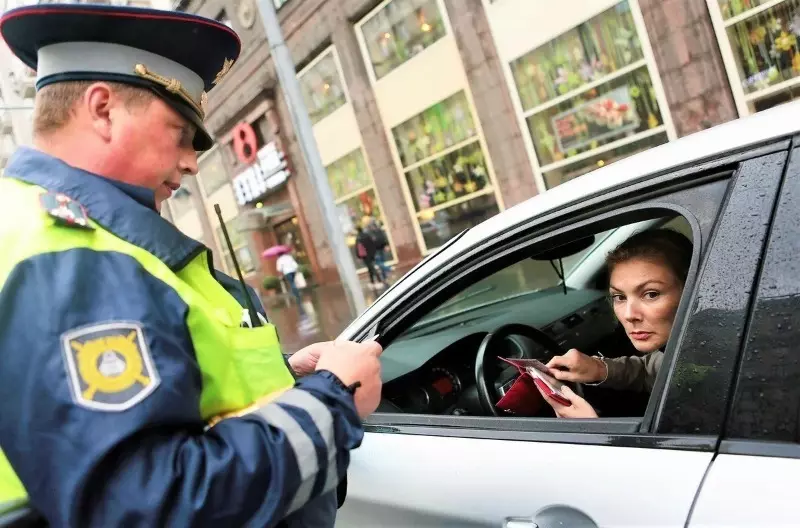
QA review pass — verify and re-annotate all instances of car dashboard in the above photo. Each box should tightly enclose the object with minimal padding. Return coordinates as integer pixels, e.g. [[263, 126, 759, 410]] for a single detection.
[[378, 287, 618, 416]]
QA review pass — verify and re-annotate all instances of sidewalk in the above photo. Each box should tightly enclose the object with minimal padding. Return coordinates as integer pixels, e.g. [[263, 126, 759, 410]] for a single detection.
[[258, 280, 390, 356]]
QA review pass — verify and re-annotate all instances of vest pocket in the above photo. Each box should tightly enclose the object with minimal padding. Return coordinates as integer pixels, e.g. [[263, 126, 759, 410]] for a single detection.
[[204, 324, 296, 426]]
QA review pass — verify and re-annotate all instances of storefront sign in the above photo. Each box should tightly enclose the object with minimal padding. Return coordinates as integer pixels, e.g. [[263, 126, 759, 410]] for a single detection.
[[232, 121, 259, 165], [551, 86, 640, 153], [232, 142, 290, 206]]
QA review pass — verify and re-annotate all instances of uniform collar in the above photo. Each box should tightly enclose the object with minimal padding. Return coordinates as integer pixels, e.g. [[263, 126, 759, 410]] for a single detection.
[[5, 146, 205, 270]]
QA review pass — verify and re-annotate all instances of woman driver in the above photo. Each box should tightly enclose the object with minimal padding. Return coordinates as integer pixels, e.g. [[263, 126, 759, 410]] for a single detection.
[[537, 229, 693, 418]]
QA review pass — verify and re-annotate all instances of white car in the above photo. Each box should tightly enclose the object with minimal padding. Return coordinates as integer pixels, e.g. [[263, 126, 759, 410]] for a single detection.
[[334, 101, 800, 527]]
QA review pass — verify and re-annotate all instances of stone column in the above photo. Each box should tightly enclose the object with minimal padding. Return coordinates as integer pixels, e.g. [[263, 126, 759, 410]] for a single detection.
[[330, 8, 423, 267], [443, 0, 538, 207], [639, 0, 738, 136]]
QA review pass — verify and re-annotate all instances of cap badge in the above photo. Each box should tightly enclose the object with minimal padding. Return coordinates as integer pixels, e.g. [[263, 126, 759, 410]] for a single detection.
[[213, 58, 234, 85], [134, 63, 204, 118]]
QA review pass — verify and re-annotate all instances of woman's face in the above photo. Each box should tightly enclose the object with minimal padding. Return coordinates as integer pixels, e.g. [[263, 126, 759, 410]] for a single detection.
[[609, 257, 684, 353]]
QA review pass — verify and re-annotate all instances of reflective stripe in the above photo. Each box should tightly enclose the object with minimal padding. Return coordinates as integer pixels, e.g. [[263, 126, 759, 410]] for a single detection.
[[0, 498, 27, 515], [272, 389, 337, 514], [256, 402, 318, 510]]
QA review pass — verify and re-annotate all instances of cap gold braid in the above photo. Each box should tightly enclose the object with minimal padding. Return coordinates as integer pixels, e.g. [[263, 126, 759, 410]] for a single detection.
[[134, 63, 206, 119]]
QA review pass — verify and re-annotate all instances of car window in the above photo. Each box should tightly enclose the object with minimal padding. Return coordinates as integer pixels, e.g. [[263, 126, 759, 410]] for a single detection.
[[378, 214, 698, 421]]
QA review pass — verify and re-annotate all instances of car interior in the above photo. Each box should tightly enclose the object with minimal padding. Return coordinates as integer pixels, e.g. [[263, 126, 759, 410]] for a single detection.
[[375, 214, 694, 419]]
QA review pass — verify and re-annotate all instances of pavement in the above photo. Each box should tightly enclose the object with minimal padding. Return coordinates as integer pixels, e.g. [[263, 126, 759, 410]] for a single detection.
[[259, 280, 391, 356]]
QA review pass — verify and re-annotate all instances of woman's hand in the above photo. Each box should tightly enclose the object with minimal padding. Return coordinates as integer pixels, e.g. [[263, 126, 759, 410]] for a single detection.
[[537, 384, 598, 419], [546, 348, 607, 384]]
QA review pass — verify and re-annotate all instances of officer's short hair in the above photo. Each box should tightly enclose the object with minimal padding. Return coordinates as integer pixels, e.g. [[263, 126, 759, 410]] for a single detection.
[[33, 81, 155, 136]]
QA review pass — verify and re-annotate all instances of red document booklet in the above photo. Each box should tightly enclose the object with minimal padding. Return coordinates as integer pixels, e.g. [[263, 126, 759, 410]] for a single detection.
[[496, 357, 572, 415]]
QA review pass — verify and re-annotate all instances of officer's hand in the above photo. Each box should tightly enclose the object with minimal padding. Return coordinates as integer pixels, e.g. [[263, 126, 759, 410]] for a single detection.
[[315, 340, 383, 419], [288, 341, 329, 376]]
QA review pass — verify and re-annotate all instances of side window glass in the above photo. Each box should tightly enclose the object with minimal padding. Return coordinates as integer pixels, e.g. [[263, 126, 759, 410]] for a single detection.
[[727, 148, 800, 443], [378, 214, 697, 421], [656, 152, 787, 437]]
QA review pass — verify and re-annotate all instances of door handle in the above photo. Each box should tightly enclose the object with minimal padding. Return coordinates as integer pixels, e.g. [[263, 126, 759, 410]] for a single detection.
[[503, 518, 537, 528], [504, 505, 597, 528]]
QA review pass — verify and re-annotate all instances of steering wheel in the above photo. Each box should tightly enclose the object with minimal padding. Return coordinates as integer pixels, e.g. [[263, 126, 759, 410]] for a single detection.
[[475, 323, 585, 416]]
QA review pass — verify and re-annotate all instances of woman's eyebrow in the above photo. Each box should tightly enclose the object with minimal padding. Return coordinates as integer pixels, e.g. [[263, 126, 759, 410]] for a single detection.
[[610, 279, 667, 292]]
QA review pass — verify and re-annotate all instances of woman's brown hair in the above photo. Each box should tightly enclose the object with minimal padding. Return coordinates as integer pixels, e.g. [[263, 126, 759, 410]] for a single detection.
[[606, 228, 693, 285]]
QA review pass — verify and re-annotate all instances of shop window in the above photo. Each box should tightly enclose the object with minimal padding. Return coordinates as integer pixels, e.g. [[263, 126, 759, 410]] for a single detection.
[[197, 146, 230, 197], [298, 49, 347, 124], [717, 0, 773, 20], [392, 91, 499, 252], [718, 0, 800, 111], [510, 1, 666, 189], [359, 0, 447, 80], [326, 148, 396, 265], [542, 131, 667, 189], [216, 222, 256, 275]]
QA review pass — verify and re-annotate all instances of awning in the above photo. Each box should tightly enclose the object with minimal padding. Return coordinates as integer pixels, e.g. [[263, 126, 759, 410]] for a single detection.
[[235, 202, 294, 232]]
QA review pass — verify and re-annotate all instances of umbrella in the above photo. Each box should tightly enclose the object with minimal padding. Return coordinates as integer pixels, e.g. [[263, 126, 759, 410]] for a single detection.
[[262, 245, 290, 259]]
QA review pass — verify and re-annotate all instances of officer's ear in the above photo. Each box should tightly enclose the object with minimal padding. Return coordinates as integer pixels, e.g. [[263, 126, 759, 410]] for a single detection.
[[83, 82, 116, 142]]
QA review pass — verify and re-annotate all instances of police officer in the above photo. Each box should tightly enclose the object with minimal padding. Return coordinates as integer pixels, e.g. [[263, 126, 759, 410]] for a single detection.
[[0, 4, 382, 527]]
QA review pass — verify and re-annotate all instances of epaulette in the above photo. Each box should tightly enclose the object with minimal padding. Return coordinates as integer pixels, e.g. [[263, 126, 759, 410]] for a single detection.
[[39, 191, 95, 230]]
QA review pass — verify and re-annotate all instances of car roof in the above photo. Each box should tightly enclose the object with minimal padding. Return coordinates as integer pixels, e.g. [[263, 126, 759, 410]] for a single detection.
[[340, 101, 800, 338]]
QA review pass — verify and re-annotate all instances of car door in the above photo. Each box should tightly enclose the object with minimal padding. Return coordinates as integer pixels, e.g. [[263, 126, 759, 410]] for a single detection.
[[687, 141, 800, 528], [336, 146, 788, 527]]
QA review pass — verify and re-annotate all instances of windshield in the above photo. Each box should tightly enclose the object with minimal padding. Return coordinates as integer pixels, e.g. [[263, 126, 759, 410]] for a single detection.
[[413, 227, 615, 326]]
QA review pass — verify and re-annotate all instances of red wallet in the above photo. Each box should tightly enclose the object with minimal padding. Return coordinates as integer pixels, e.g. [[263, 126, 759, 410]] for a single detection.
[[495, 357, 572, 415]]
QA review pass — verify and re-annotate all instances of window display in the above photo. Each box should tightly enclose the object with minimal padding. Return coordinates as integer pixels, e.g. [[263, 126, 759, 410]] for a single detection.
[[721, 0, 800, 108], [404, 141, 490, 212], [299, 50, 347, 124], [510, 0, 667, 189], [542, 131, 667, 189], [325, 148, 396, 265], [326, 147, 373, 199], [392, 91, 500, 252], [360, 0, 447, 80], [527, 66, 663, 167], [393, 91, 477, 167], [717, 0, 772, 19], [510, 1, 644, 112], [418, 193, 499, 250]]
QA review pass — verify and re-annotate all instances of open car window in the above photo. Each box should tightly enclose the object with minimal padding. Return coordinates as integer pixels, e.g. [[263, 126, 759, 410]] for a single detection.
[[377, 212, 698, 422]]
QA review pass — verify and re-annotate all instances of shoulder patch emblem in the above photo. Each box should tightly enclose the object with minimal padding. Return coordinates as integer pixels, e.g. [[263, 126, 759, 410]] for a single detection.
[[40, 192, 94, 230], [61, 322, 160, 412]]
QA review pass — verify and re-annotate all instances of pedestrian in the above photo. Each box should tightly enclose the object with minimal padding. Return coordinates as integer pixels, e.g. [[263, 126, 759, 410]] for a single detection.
[[369, 220, 391, 282], [276, 247, 305, 312], [356, 225, 385, 289], [0, 5, 382, 527]]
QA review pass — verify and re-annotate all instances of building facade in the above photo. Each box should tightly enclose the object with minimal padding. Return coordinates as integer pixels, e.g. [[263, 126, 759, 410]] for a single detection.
[[169, 0, 788, 292]]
